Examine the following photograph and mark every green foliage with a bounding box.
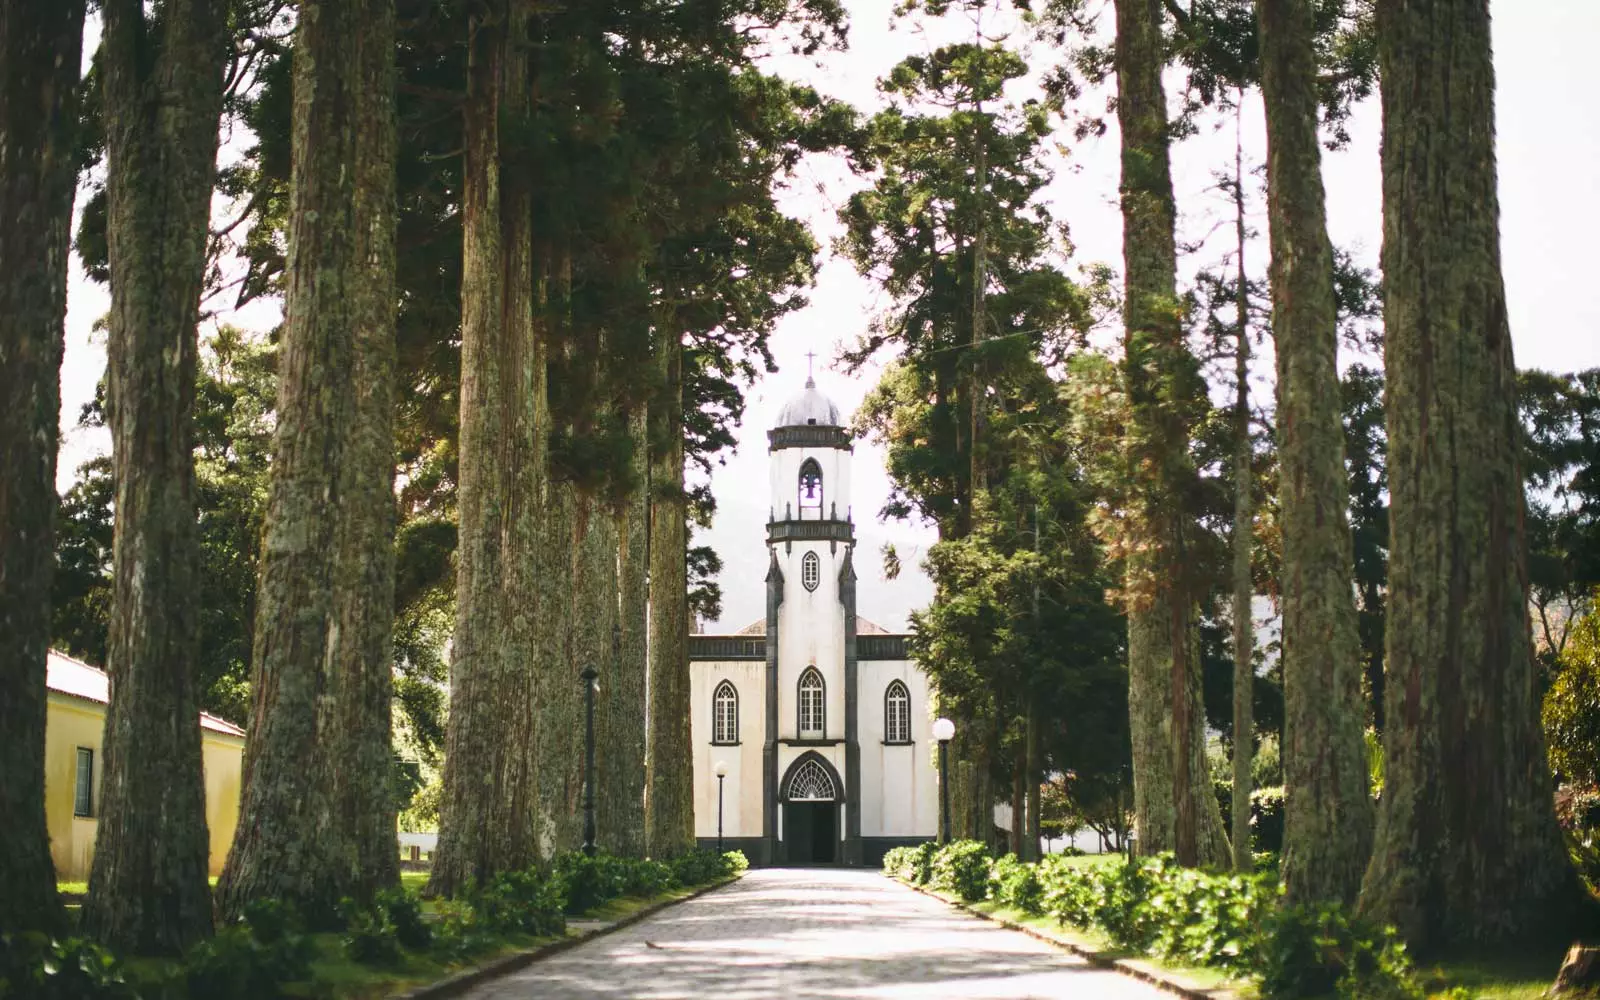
[470,869,567,938]
[666,848,748,888]
[1544,601,1600,788]
[0,933,136,1000]
[174,899,315,1000]
[930,840,993,903]
[988,853,1045,914]
[1253,904,1421,1000]
[339,899,403,967]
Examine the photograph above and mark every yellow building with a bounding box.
[45,650,246,881]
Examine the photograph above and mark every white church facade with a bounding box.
[688,379,940,865]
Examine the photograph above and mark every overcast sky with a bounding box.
[55,1,1600,635]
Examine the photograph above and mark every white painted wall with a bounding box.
[690,660,765,839]
[768,444,852,522]
[776,540,846,742]
[858,660,939,838]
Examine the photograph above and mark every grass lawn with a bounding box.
[1421,944,1567,1000]
[1044,853,1124,871]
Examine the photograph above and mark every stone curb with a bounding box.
[893,877,1244,1000]
[395,875,741,1000]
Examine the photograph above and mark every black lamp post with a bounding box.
[933,716,955,844]
[714,760,729,853]
[581,662,598,857]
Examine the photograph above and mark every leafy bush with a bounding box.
[552,853,626,915]
[472,868,567,937]
[339,897,403,967]
[1251,903,1421,1000]
[377,888,432,951]
[881,846,921,880]
[930,840,992,902]
[667,848,746,887]
[176,899,316,999]
[1252,787,1286,854]
[910,841,939,884]
[988,853,1044,915]
[429,899,494,962]
[0,933,137,1000]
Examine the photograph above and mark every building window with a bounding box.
[787,757,837,801]
[801,551,820,592]
[798,667,825,738]
[74,748,94,818]
[885,680,911,743]
[798,458,823,516]
[713,681,739,744]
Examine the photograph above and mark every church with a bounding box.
[688,377,940,866]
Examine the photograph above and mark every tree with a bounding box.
[217,0,399,919]
[1342,363,1388,731]
[1545,600,1600,790]
[83,0,228,955]
[1112,0,1229,868]
[0,0,86,936]
[1358,0,1584,950]
[1257,0,1372,905]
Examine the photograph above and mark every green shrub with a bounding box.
[339,897,403,967]
[1250,903,1422,1000]
[667,848,744,887]
[882,846,921,880]
[910,841,939,884]
[552,853,624,915]
[930,840,992,902]
[429,899,494,962]
[377,888,432,951]
[179,900,316,998]
[1252,787,1286,854]
[0,933,137,1000]
[988,854,1045,915]
[472,868,566,937]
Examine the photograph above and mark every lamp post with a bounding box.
[581,662,599,857]
[932,717,955,844]
[714,760,729,853]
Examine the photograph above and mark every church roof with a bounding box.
[774,377,842,429]
[733,616,894,635]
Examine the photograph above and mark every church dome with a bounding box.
[775,377,841,428]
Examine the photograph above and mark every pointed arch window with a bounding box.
[713,681,739,745]
[884,680,911,744]
[787,757,837,801]
[798,458,823,517]
[801,551,821,592]
[798,667,825,738]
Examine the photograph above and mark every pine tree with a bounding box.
[1358,0,1584,950]
[1112,0,1229,868]
[1257,0,1372,905]
[0,0,85,936]
[217,0,399,919]
[84,0,227,954]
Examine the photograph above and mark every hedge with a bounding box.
[883,841,1423,1000]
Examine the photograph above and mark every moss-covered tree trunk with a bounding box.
[1113,0,1229,868]
[601,404,650,857]
[429,0,545,896]
[216,0,399,921]
[83,0,225,956]
[646,338,694,857]
[1258,0,1374,906]
[0,0,85,937]
[568,494,617,852]
[1358,0,1582,950]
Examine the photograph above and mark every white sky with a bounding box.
[55,1,1600,635]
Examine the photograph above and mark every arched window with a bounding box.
[787,757,837,801]
[801,551,821,592]
[713,681,738,744]
[798,667,825,738]
[798,458,823,516]
[885,680,911,744]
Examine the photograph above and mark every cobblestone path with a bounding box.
[463,867,1173,999]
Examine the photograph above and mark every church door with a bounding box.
[779,753,843,865]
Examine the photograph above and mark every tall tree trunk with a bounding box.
[1359,0,1582,949]
[601,404,650,857]
[217,0,399,921]
[1010,736,1025,856]
[1113,0,1229,868]
[1258,0,1374,906]
[0,0,85,936]
[1024,706,1040,862]
[84,0,225,955]
[569,496,617,852]
[1228,98,1256,875]
[646,338,694,857]
[334,0,401,895]
[429,0,543,896]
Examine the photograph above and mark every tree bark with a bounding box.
[83,0,225,956]
[429,0,544,896]
[646,339,694,857]
[1024,706,1041,862]
[1113,0,1229,868]
[1258,0,1374,905]
[1359,0,1582,950]
[216,0,399,921]
[1228,98,1255,874]
[0,0,85,936]
[600,404,650,857]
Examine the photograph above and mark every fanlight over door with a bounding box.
[787,757,837,801]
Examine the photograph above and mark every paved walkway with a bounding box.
[463,867,1174,999]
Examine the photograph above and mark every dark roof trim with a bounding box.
[768,425,853,452]
[690,633,910,662]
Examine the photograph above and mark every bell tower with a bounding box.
[762,373,861,864]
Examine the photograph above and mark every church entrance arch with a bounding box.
[778,752,843,865]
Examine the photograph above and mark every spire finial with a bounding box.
[804,350,817,387]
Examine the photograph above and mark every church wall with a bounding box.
[857,659,939,839]
[775,542,846,741]
[689,660,765,840]
[768,445,852,522]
